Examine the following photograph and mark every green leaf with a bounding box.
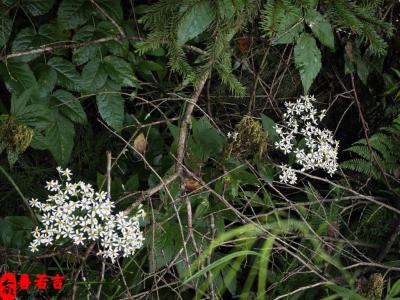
[103,56,138,87]
[96,0,123,22]
[0,15,12,48]
[96,80,124,129]
[0,61,38,93]
[261,114,278,143]
[272,4,303,44]
[11,28,38,62]
[48,57,81,91]
[58,0,91,29]
[46,112,75,166]
[35,64,58,96]
[11,88,32,115]
[294,33,321,94]
[81,59,108,92]
[0,216,33,249]
[15,104,52,127]
[52,89,87,124]
[36,23,66,44]
[22,0,55,16]
[72,25,100,65]
[192,117,225,156]
[147,222,183,271]
[305,10,334,50]
[177,1,215,46]
[355,55,369,85]
[388,279,400,298]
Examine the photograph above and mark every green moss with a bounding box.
[225,116,267,161]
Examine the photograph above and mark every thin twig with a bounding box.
[89,0,125,37]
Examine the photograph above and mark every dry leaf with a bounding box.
[133,133,148,154]
[235,36,252,54]
[184,177,202,192]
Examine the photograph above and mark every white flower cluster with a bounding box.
[275,95,339,184]
[29,167,145,262]
[227,131,239,141]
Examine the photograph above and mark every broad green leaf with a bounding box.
[355,54,369,85]
[36,24,66,44]
[52,89,87,124]
[11,28,38,62]
[81,59,108,92]
[58,0,91,29]
[177,1,215,46]
[0,61,38,93]
[103,56,138,87]
[0,216,33,249]
[34,64,58,96]
[48,57,81,91]
[7,148,19,166]
[96,81,124,129]
[72,25,100,65]
[388,279,400,298]
[45,112,75,166]
[305,10,334,50]
[0,15,12,48]
[11,25,66,62]
[192,117,225,156]
[261,114,278,143]
[272,3,303,44]
[147,222,183,271]
[11,88,32,115]
[96,0,123,22]
[294,33,321,93]
[22,0,55,16]
[137,60,164,76]
[15,104,52,127]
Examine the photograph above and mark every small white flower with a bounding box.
[29,168,145,261]
[279,165,298,185]
[45,180,60,192]
[275,96,339,184]
[29,198,40,208]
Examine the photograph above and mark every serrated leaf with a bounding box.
[52,89,87,124]
[7,148,19,166]
[260,114,278,143]
[305,10,334,50]
[272,4,303,44]
[58,0,91,29]
[11,88,32,115]
[96,0,123,22]
[37,23,66,44]
[48,57,81,91]
[46,112,75,166]
[0,15,12,48]
[35,64,58,96]
[192,117,224,156]
[11,28,38,62]
[294,33,321,93]
[148,222,183,271]
[15,104,52,127]
[22,0,55,16]
[81,59,108,92]
[0,61,38,93]
[96,80,124,129]
[177,1,215,46]
[355,54,369,85]
[103,56,138,87]
[72,25,100,65]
